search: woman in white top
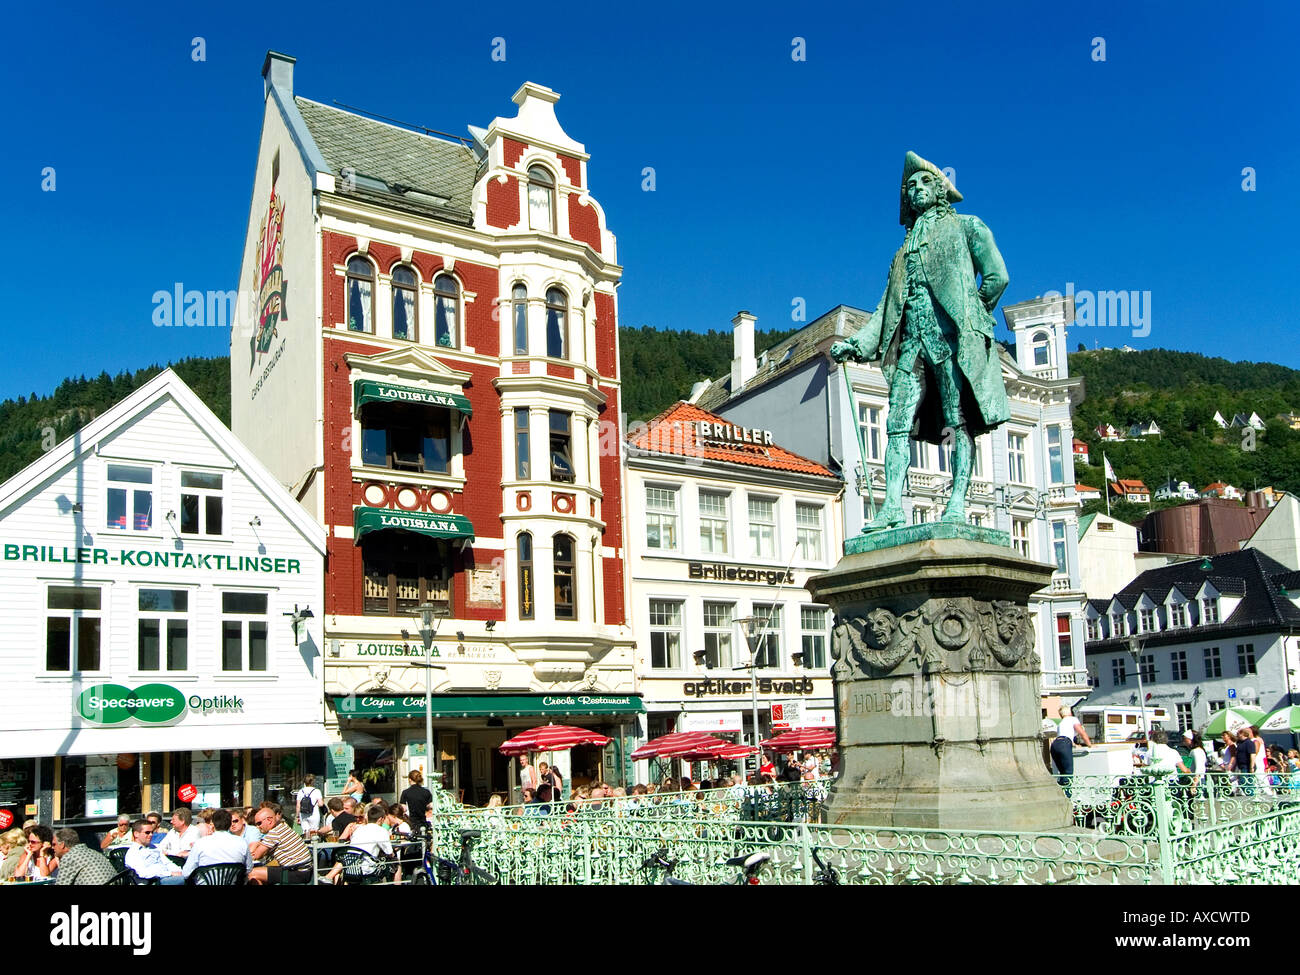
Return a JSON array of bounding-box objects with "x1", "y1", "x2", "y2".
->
[
  {"x1": 1183, "y1": 730, "x2": 1208, "y2": 796},
  {"x1": 1051, "y1": 706, "x2": 1092, "y2": 789}
]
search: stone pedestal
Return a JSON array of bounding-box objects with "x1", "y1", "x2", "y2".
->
[{"x1": 806, "y1": 526, "x2": 1072, "y2": 831}]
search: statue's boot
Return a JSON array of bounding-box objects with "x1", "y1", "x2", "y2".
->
[
  {"x1": 864, "y1": 435, "x2": 908, "y2": 531},
  {"x1": 940, "y1": 427, "x2": 973, "y2": 524}
]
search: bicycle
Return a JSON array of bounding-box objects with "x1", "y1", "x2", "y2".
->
[
  {"x1": 417, "y1": 828, "x2": 497, "y2": 885},
  {"x1": 810, "y1": 847, "x2": 840, "y2": 885},
  {"x1": 642, "y1": 849, "x2": 692, "y2": 885}
]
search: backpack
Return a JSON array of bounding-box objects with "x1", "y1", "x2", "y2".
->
[{"x1": 298, "y1": 788, "x2": 316, "y2": 819}]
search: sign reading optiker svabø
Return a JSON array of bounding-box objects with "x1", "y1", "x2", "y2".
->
[{"x1": 76, "y1": 684, "x2": 187, "y2": 725}]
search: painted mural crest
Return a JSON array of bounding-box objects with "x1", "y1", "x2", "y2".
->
[{"x1": 250, "y1": 181, "x2": 285, "y2": 368}]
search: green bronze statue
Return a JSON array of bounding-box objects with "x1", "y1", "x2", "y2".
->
[{"x1": 831, "y1": 151, "x2": 1011, "y2": 531}]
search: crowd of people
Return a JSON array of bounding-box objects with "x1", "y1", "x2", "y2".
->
[{"x1": 0, "y1": 769, "x2": 441, "y2": 886}]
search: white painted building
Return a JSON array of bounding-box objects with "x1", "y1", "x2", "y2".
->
[
  {"x1": 625, "y1": 402, "x2": 843, "y2": 777},
  {"x1": 0, "y1": 371, "x2": 326, "y2": 826}
]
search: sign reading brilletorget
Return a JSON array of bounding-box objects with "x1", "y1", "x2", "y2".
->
[
  {"x1": 688, "y1": 562, "x2": 794, "y2": 585},
  {"x1": 4, "y1": 544, "x2": 301, "y2": 574}
]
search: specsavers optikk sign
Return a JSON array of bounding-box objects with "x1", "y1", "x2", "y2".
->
[{"x1": 76, "y1": 684, "x2": 245, "y2": 724}]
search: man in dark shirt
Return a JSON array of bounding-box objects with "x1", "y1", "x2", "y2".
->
[
  {"x1": 1231, "y1": 728, "x2": 1257, "y2": 795},
  {"x1": 321, "y1": 797, "x2": 358, "y2": 837}
]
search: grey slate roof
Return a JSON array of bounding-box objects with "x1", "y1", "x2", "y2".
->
[
  {"x1": 693, "y1": 305, "x2": 870, "y2": 413},
  {"x1": 295, "y1": 98, "x2": 478, "y2": 225},
  {"x1": 1086, "y1": 548, "x2": 1300, "y2": 652}
]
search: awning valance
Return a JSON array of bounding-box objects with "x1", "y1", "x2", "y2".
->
[
  {"x1": 331, "y1": 694, "x2": 645, "y2": 718},
  {"x1": 353, "y1": 507, "x2": 475, "y2": 544},
  {"x1": 353, "y1": 379, "x2": 472, "y2": 417}
]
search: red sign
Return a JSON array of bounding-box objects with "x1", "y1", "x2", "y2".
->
[
  {"x1": 771, "y1": 703, "x2": 789, "y2": 732},
  {"x1": 177, "y1": 784, "x2": 198, "y2": 803},
  {"x1": 0, "y1": 810, "x2": 12, "y2": 830}
]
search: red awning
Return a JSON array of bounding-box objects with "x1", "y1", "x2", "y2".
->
[{"x1": 630, "y1": 731, "x2": 728, "y2": 761}]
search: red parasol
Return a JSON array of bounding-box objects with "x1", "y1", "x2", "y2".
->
[
  {"x1": 498, "y1": 724, "x2": 611, "y2": 756},
  {"x1": 759, "y1": 728, "x2": 836, "y2": 753},
  {"x1": 677, "y1": 742, "x2": 757, "y2": 761},
  {"x1": 630, "y1": 731, "x2": 728, "y2": 761}
]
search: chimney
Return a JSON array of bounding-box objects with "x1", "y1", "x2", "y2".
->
[
  {"x1": 731, "y1": 311, "x2": 756, "y2": 392},
  {"x1": 262, "y1": 50, "x2": 296, "y2": 101}
]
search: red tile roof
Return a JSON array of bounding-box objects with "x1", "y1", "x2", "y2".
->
[{"x1": 628, "y1": 402, "x2": 837, "y2": 478}]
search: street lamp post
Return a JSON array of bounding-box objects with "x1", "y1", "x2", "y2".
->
[
  {"x1": 735, "y1": 615, "x2": 766, "y2": 780},
  {"x1": 1127, "y1": 633, "x2": 1148, "y2": 741},
  {"x1": 415, "y1": 602, "x2": 448, "y2": 790}
]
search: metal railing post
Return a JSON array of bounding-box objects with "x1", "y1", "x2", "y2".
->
[
  {"x1": 799, "y1": 822, "x2": 813, "y2": 885},
  {"x1": 1152, "y1": 772, "x2": 1176, "y2": 885}
]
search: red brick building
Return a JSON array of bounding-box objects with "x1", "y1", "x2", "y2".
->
[{"x1": 231, "y1": 52, "x2": 636, "y2": 800}]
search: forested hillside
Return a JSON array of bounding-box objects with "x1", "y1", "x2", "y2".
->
[
  {"x1": 1068, "y1": 349, "x2": 1300, "y2": 519},
  {"x1": 0, "y1": 358, "x2": 229, "y2": 483},
  {"x1": 0, "y1": 343, "x2": 1296, "y2": 522}
]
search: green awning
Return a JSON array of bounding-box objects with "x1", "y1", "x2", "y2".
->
[
  {"x1": 353, "y1": 507, "x2": 474, "y2": 544},
  {"x1": 354, "y1": 379, "x2": 472, "y2": 417},
  {"x1": 331, "y1": 694, "x2": 645, "y2": 718}
]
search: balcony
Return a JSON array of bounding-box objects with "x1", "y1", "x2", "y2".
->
[{"x1": 1040, "y1": 668, "x2": 1092, "y2": 694}]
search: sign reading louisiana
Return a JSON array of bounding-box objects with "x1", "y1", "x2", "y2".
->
[{"x1": 77, "y1": 684, "x2": 187, "y2": 725}]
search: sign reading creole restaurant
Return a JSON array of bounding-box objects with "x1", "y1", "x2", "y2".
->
[{"x1": 333, "y1": 694, "x2": 645, "y2": 718}]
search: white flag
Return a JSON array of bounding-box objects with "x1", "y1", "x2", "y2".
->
[{"x1": 1103, "y1": 453, "x2": 1116, "y2": 483}]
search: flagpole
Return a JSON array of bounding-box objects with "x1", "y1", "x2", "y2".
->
[{"x1": 1104, "y1": 452, "x2": 1112, "y2": 517}]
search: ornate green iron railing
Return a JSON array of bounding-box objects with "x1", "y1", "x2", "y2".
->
[{"x1": 426, "y1": 772, "x2": 1300, "y2": 885}]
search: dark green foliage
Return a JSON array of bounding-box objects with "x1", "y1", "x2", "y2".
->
[
  {"x1": 0, "y1": 357, "x2": 231, "y2": 484},
  {"x1": 620, "y1": 326, "x2": 798, "y2": 421},
  {"x1": 1070, "y1": 348, "x2": 1300, "y2": 520}
]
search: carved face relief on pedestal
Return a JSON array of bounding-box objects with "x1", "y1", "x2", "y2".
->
[
  {"x1": 866, "y1": 608, "x2": 898, "y2": 648},
  {"x1": 978, "y1": 599, "x2": 1036, "y2": 668}
]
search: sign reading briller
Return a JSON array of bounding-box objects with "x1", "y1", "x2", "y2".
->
[{"x1": 77, "y1": 684, "x2": 186, "y2": 725}]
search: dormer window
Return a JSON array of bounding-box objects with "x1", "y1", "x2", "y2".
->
[
  {"x1": 1202, "y1": 596, "x2": 1220, "y2": 623},
  {"x1": 1139, "y1": 607, "x2": 1155, "y2": 632},
  {"x1": 1169, "y1": 602, "x2": 1187, "y2": 628},
  {"x1": 433, "y1": 274, "x2": 459, "y2": 348},
  {"x1": 1111, "y1": 612, "x2": 1125, "y2": 637},
  {"x1": 392, "y1": 265, "x2": 418, "y2": 341},
  {"x1": 527, "y1": 165, "x2": 556, "y2": 233},
  {"x1": 346, "y1": 257, "x2": 376, "y2": 333}
]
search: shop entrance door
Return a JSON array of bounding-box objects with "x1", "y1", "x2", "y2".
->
[{"x1": 352, "y1": 730, "x2": 397, "y2": 802}]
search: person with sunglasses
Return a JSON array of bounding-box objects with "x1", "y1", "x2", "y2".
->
[
  {"x1": 124, "y1": 820, "x2": 184, "y2": 884},
  {"x1": 12, "y1": 825, "x2": 56, "y2": 880}
]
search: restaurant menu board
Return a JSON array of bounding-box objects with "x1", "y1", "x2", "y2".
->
[
  {"x1": 85, "y1": 755, "x2": 118, "y2": 818},
  {"x1": 192, "y1": 751, "x2": 221, "y2": 808},
  {"x1": 326, "y1": 742, "x2": 354, "y2": 796}
]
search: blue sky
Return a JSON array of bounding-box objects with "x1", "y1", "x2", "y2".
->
[{"x1": 3, "y1": 1, "x2": 1296, "y2": 401}]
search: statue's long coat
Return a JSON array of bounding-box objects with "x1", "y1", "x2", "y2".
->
[{"x1": 852, "y1": 210, "x2": 1011, "y2": 444}]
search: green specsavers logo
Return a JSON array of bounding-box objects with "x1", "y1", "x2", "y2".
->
[{"x1": 77, "y1": 684, "x2": 186, "y2": 725}]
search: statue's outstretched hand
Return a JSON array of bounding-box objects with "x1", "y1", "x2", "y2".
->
[{"x1": 830, "y1": 340, "x2": 859, "y2": 363}]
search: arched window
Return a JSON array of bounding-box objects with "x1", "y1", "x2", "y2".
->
[
  {"x1": 518, "y1": 532, "x2": 534, "y2": 620},
  {"x1": 433, "y1": 274, "x2": 459, "y2": 347},
  {"x1": 512, "y1": 283, "x2": 529, "y2": 355},
  {"x1": 527, "y1": 165, "x2": 555, "y2": 233},
  {"x1": 553, "y1": 533, "x2": 575, "y2": 620},
  {"x1": 1032, "y1": 331, "x2": 1051, "y2": 367},
  {"x1": 346, "y1": 257, "x2": 375, "y2": 333},
  {"x1": 391, "y1": 265, "x2": 417, "y2": 341},
  {"x1": 545, "y1": 287, "x2": 567, "y2": 359}
]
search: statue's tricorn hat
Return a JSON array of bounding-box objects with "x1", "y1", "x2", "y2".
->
[{"x1": 899, "y1": 150, "x2": 961, "y2": 225}]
